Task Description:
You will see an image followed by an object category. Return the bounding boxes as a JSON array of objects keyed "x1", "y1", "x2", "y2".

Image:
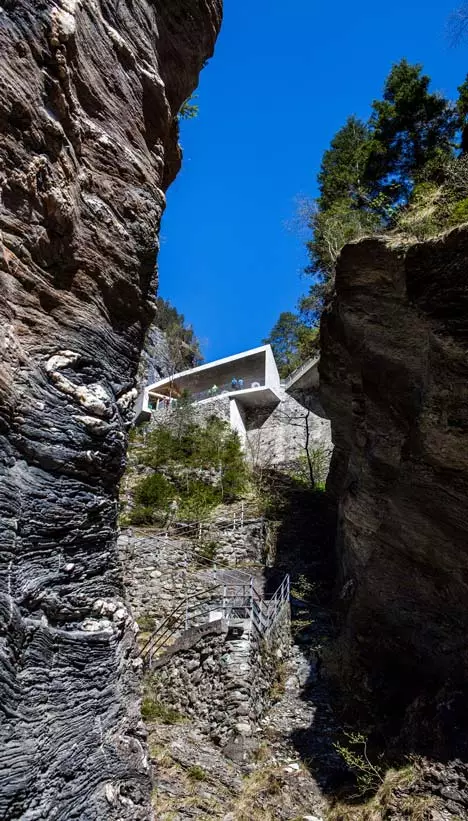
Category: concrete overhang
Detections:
[
  {"x1": 196, "y1": 385, "x2": 281, "y2": 410},
  {"x1": 231, "y1": 386, "x2": 282, "y2": 409},
  {"x1": 283, "y1": 356, "x2": 320, "y2": 394},
  {"x1": 146, "y1": 344, "x2": 274, "y2": 397}
]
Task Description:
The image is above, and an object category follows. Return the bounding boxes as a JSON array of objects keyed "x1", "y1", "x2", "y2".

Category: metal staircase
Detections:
[{"x1": 139, "y1": 574, "x2": 290, "y2": 670}]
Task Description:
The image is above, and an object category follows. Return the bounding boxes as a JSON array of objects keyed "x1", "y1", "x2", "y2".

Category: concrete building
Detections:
[{"x1": 135, "y1": 345, "x2": 331, "y2": 474}]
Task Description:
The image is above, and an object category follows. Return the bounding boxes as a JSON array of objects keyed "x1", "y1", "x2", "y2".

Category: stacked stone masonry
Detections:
[
  {"x1": 150, "y1": 608, "x2": 291, "y2": 752},
  {"x1": 118, "y1": 517, "x2": 267, "y2": 625}
]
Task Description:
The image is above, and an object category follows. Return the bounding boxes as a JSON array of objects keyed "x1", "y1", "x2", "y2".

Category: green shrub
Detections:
[
  {"x1": 137, "y1": 612, "x2": 157, "y2": 632},
  {"x1": 179, "y1": 480, "x2": 222, "y2": 521},
  {"x1": 220, "y1": 431, "x2": 248, "y2": 499},
  {"x1": 291, "y1": 574, "x2": 318, "y2": 602},
  {"x1": 334, "y1": 731, "x2": 384, "y2": 797},
  {"x1": 134, "y1": 473, "x2": 174, "y2": 510},
  {"x1": 141, "y1": 426, "x2": 186, "y2": 469},
  {"x1": 127, "y1": 505, "x2": 155, "y2": 525},
  {"x1": 187, "y1": 765, "x2": 207, "y2": 781},
  {"x1": 449, "y1": 196, "x2": 468, "y2": 225},
  {"x1": 126, "y1": 411, "x2": 249, "y2": 526},
  {"x1": 141, "y1": 697, "x2": 184, "y2": 724},
  {"x1": 196, "y1": 540, "x2": 219, "y2": 564}
]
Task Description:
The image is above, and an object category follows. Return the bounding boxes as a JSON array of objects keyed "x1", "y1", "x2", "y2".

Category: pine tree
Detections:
[
  {"x1": 263, "y1": 312, "x2": 303, "y2": 377},
  {"x1": 457, "y1": 74, "x2": 468, "y2": 154},
  {"x1": 366, "y1": 59, "x2": 457, "y2": 204},
  {"x1": 317, "y1": 116, "x2": 372, "y2": 210}
]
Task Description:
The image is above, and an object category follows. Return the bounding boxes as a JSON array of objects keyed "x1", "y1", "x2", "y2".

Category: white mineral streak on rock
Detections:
[
  {"x1": 93, "y1": 599, "x2": 132, "y2": 628},
  {"x1": 80, "y1": 193, "x2": 130, "y2": 239},
  {"x1": 105, "y1": 783, "x2": 118, "y2": 806},
  {"x1": 46, "y1": 352, "x2": 113, "y2": 417},
  {"x1": 74, "y1": 415, "x2": 111, "y2": 433},
  {"x1": 50, "y1": 0, "x2": 81, "y2": 40},
  {"x1": 102, "y1": 20, "x2": 134, "y2": 54},
  {"x1": 82, "y1": 618, "x2": 113, "y2": 632},
  {"x1": 117, "y1": 389, "x2": 137, "y2": 411},
  {"x1": 45, "y1": 350, "x2": 80, "y2": 373}
]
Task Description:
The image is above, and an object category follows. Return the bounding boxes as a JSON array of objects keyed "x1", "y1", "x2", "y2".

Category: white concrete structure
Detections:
[
  {"x1": 135, "y1": 345, "x2": 283, "y2": 446},
  {"x1": 135, "y1": 346, "x2": 332, "y2": 472}
]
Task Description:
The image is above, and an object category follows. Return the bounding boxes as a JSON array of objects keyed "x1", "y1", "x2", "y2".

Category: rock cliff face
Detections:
[
  {"x1": 0, "y1": 2, "x2": 221, "y2": 818},
  {"x1": 320, "y1": 228, "x2": 468, "y2": 754}
]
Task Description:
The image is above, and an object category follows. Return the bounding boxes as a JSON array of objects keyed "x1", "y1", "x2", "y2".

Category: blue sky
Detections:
[{"x1": 158, "y1": 0, "x2": 467, "y2": 362}]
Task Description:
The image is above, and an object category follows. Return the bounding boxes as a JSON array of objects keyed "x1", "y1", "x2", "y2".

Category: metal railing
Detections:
[
  {"x1": 184, "y1": 581, "x2": 255, "y2": 629},
  {"x1": 139, "y1": 573, "x2": 290, "y2": 670},
  {"x1": 251, "y1": 575, "x2": 290, "y2": 638},
  {"x1": 138, "y1": 584, "x2": 221, "y2": 667},
  {"x1": 148, "y1": 379, "x2": 266, "y2": 412},
  {"x1": 122, "y1": 506, "x2": 263, "y2": 541}
]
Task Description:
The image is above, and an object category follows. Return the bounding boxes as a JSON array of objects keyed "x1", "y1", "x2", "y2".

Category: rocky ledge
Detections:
[
  {"x1": 320, "y1": 226, "x2": 468, "y2": 761},
  {"x1": 0, "y1": 1, "x2": 221, "y2": 818}
]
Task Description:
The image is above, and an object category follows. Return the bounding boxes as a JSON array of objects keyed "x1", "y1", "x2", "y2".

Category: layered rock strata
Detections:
[
  {"x1": 320, "y1": 228, "x2": 468, "y2": 755},
  {"x1": 0, "y1": 1, "x2": 221, "y2": 818}
]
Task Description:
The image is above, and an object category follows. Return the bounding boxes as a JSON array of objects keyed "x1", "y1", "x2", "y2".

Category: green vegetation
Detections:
[
  {"x1": 123, "y1": 411, "x2": 248, "y2": 525},
  {"x1": 195, "y1": 539, "x2": 219, "y2": 565},
  {"x1": 137, "y1": 611, "x2": 157, "y2": 633},
  {"x1": 154, "y1": 296, "x2": 202, "y2": 371},
  {"x1": 135, "y1": 473, "x2": 174, "y2": 509},
  {"x1": 325, "y1": 763, "x2": 437, "y2": 821},
  {"x1": 334, "y1": 732, "x2": 384, "y2": 797},
  {"x1": 187, "y1": 765, "x2": 207, "y2": 782},
  {"x1": 267, "y1": 60, "x2": 468, "y2": 373},
  {"x1": 141, "y1": 696, "x2": 184, "y2": 725},
  {"x1": 178, "y1": 94, "x2": 199, "y2": 121},
  {"x1": 290, "y1": 573, "x2": 318, "y2": 602},
  {"x1": 307, "y1": 59, "x2": 460, "y2": 292},
  {"x1": 263, "y1": 311, "x2": 319, "y2": 378}
]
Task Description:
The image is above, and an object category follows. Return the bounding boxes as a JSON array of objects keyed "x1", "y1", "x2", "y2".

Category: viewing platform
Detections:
[{"x1": 135, "y1": 345, "x2": 283, "y2": 432}]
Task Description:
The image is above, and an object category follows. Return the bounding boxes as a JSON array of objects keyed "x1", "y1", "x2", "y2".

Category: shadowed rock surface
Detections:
[
  {"x1": 0, "y1": 1, "x2": 222, "y2": 818},
  {"x1": 320, "y1": 228, "x2": 468, "y2": 761}
]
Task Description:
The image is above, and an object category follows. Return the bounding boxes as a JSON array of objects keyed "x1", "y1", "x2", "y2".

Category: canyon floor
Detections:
[{"x1": 147, "y1": 628, "x2": 338, "y2": 820}]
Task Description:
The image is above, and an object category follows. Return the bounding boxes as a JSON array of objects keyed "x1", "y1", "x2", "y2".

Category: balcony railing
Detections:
[
  {"x1": 148, "y1": 379, "x2": 266, "y2": 411},
  {"x1": 190, "y1": 379, "x2": 265, "y2": 403}
]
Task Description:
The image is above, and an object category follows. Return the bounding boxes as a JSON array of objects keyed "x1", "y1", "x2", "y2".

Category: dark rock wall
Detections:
[
  {"x1": 0, "y1": 1, "x2": 221, "y2": 818},
  {"x1": 320, "y1": 228, "x2": 468, "y2": 752}
]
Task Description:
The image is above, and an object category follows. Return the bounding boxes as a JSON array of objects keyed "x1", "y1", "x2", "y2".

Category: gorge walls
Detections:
[
  {"x1": 0, "y1": 1, "x2": 222, "y2": 818},
  {"x1": 320, "y1": 227, "x2": 468, "y2": 755}
]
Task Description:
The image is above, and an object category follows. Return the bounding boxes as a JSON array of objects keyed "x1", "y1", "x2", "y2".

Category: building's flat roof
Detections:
[{"x1": 146, "y1": 344, "x2": 271, "y2": 392}]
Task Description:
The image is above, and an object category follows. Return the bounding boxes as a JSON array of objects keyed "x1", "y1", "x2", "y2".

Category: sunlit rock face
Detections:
[
  {"x1": 320, "y1": 229, "x2": 468, "y2": 755},
  {"x1": 0, "y1": 1, "x2": 222, "y2": 818}
]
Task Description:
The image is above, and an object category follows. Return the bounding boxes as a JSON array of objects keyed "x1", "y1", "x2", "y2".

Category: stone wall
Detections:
[
  {"x1": 148, "y1": 604, "x2": 291, "y2": 753},
  {"x1": 147, "y1": 394, "x2": 231, "y2": 429},
  {"x1": 118, "y1": 518, "x2": 267, "y2": 625},
  {"x1": 245, "y1": 388, "x2": 332, "y2": 478}
]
